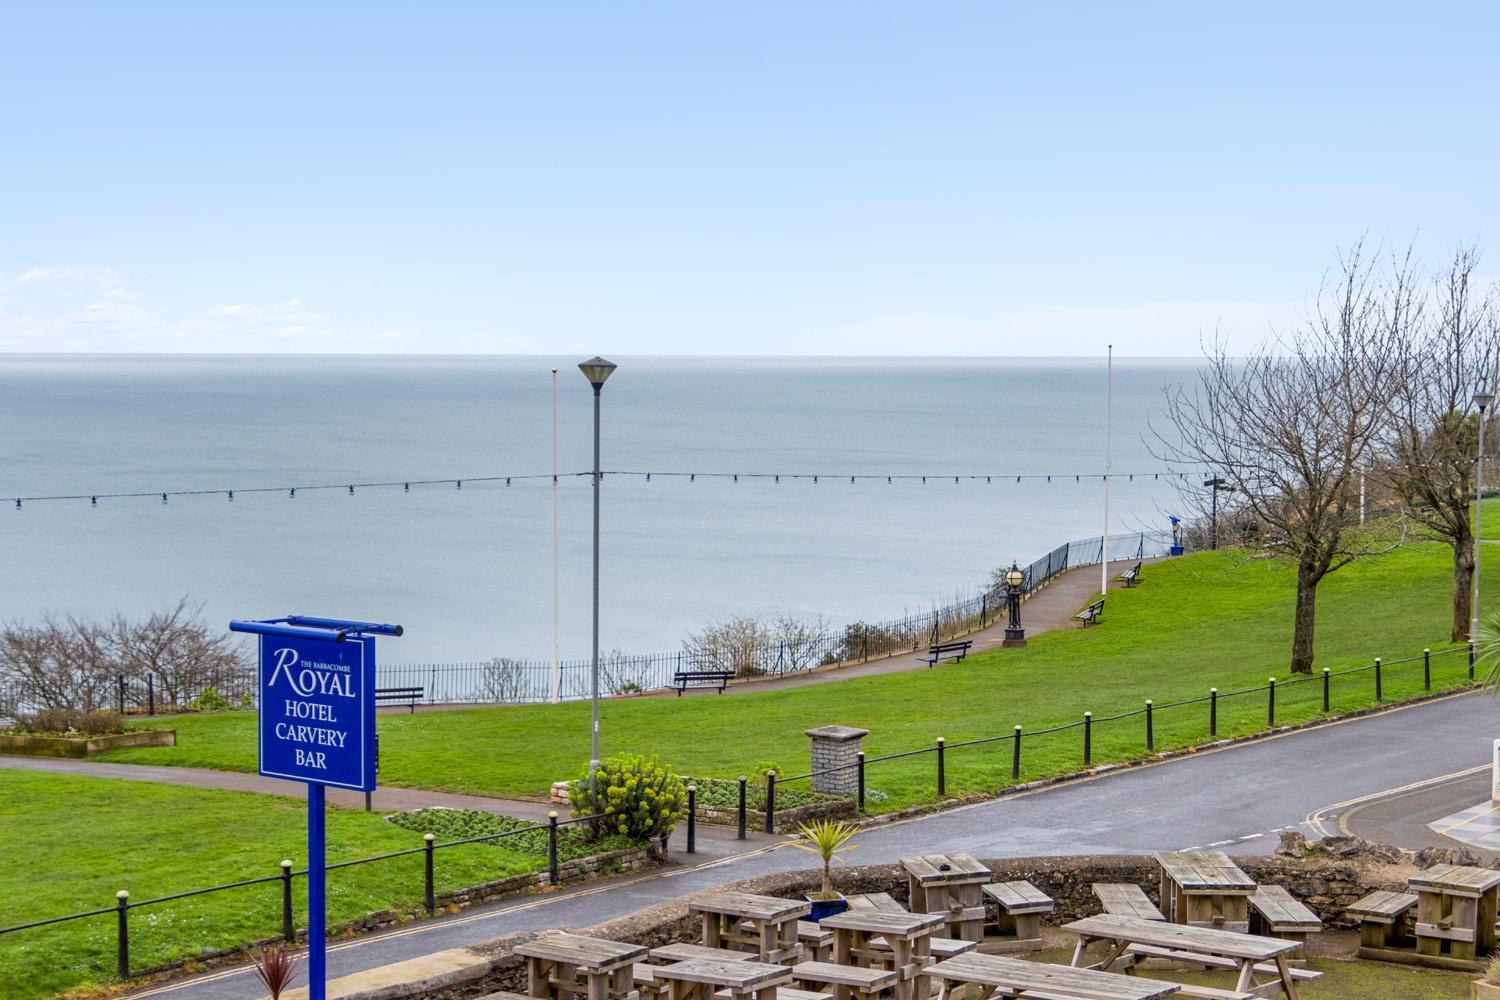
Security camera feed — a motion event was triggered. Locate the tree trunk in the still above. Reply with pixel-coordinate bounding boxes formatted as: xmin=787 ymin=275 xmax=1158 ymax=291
xmin=1454 ymin=538 xmax=1476 ymax=642
xmin=1290 ymin=560 xmax=1320 ymax=675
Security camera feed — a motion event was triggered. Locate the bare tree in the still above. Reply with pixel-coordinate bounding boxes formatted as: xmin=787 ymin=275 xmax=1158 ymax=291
xmin=770 ymin=614 xmax=832 ymax=671
xmin=1161 ymin=242 xmax=1402 ymax=673
xmin=112 ymin=598 xmax=252 ymax=705
xmin=476 ymin=657 xmax=534 ymax=703
xmin=0 ymin=616 xmax=119 ymax=711
xmin=683 ymin=616 xmax=770 ymax=676
xmin=1384 ymin=246 xmax=1500 ymax=640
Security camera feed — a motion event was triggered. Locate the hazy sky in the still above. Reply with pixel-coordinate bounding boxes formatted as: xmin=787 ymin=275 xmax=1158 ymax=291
xmin=3 ymin=3 xmax=1498 ymax=356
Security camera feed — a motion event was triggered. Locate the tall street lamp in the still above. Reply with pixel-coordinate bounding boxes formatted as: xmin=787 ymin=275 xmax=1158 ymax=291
xmin=1474 ymin=386 xmax=1494 ymax=641
xmin=1203 ymin=477 xmax=1231 ymax=550
xmin=1002 ymin=562 xmax=1027 ymax=648
xmin=579 ymin=356 xmax=617 ymax=773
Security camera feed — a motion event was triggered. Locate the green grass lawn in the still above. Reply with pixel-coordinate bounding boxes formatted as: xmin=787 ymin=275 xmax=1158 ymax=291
xmin=102 ymin=543 xmax=1494 ymax=812
xmin=0 ymin=771 xmax=566 ymax=1000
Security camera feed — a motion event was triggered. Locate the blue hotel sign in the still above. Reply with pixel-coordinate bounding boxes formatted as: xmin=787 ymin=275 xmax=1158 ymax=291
xmin=257 ymin=633 xmax=375 ymax=791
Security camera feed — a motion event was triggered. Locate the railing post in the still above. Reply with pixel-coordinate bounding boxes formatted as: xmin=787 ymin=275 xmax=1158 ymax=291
xmin=147 ymin=674 xmax=155 ymax=717
xmin=1267 ymin=678 xmax=1276 ymax=727
xmin=686 ymin=786 xmax=697 ymax=853
xmin=1011 ymin=725 xmax=1022 ymax=781
xmin=1322 ymin=668 xmax=1331 ymax=712
xmin=764 ymin=772 xmax=777 ymax=834
xmin=280 ymin=860 xmax=294 ymax=941
xmin=1424 ymin=648 xmax=1432 ymax=692
xmin=980 ymin=594 xmax=987 ymax=629
xmin=1145 ymin=700 xmax=1154 ymax=752
xmin=117 ymin=674 xmax=126 ymax=715
xmin=936 ymin=738 xmax=946 ymax=797
xmin=116 ymin=890 xmax=129 ymax=980
xmin=1209 ymin=688 xmax=1217 ymax=737
xmin=856 ymin=752 xmax=866 ymax=812
xmin=862 ymin=627 xmax=870 ymax=663
xmin=422 ymin=833 xmax=436 ymax=913
xmin=545 ymin=813 xmax=559 ymax=887
xmin=737 ymin=775 xmax=748 ymax=840
xmin=1083 ymin=712 xmax=1092 ymax=766
xmin=1375 ymin=657 xmax=1382 ymax=702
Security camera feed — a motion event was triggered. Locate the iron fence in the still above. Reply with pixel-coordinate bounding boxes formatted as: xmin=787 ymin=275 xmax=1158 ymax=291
xmin=767 ymin=642 xmax=1477 ymax=822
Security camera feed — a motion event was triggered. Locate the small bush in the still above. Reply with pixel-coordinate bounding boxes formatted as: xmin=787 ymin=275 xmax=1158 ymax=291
xmin=682 ymin=776 xmax=823 ymax=811
xmin=752 ymin=759 xmax=783 ymax=779
xmin=570 ymin=754 xmax=686 ymax=842
xmin=11 ymin=708 xmax=125 ymax=736
xmin=191 ymin=687 xmax=232 ymax=712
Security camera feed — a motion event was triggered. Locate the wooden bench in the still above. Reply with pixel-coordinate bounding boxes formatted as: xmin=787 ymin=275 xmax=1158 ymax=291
xmin=982 ymin=881 xmax=1054 ymax=950
xmin=923 ymin=640 xmax=972 ymax=667
xmin=786 ymin=961 xmax=898 ymax=1000
xmin=1094 ymin=883 xmax=1166 ymax=921
xmin=673 ymin=670 xmax=735 ymax=696
xmin=846 ymin=892 xmax=906 ymax=913
xmin=797 ymin=921 xmax=834 ymax=962
xmin=1247 ymin=885 xmax=1321 ymax=958
xmin=1347 ymin=889 xmax=1418 ymax=952
xmin=374 ymin=685 xmax=423 ymax=713
xmin=1073 ymin=599 xmax=1105 ymax=627
xmin=841 ymin=895 xmax=974 ymax=962
xmin=649 ymin=943 xmax=754 ymax=964
xmin=1121 ymin=561 xmax=1143 ymax=587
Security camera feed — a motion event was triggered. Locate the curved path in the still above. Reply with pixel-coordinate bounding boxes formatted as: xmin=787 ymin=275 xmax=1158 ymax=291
xmin=116 ymin=688 xmax=1495 ymax=1000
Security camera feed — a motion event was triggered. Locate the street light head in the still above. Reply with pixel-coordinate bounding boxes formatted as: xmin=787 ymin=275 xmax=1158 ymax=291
xmin=1005 ymin=563 xmax=1024 ymax=588
xmin=578 ymin=357 xmax=618 ymax=388
xmin=1476 ymin=387 xmax=1495 ymax=411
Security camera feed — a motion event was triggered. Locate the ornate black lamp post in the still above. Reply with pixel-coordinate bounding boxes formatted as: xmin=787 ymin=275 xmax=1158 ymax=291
xmin=1002 ymin=562 xmax=1027 ymax=648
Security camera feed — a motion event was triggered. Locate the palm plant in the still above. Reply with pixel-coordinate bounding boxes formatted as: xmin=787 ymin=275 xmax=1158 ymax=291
xmin=789 ymin=819 xmax=859 ymax=897
xmin=1476 ymin=612 xmax=1500 ymax=690
xmin=251 ymin=944 xmax=300 ymax=1000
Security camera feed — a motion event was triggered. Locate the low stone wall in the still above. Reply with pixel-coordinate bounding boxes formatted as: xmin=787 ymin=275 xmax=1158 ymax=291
xmin=0 ymin=729 xmax=174 ymax=758
xmin=437 ymin=837 xmax=1445 ymax=1000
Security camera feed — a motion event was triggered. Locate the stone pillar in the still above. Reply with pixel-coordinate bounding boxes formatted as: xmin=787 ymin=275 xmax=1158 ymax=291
xmin=805 ymin=725 xmax=870 ymax=797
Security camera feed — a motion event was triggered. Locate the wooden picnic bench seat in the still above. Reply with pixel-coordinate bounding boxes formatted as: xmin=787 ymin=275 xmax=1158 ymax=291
xmin=1094 ymin=883 xmax=1166 ymax=921
xmin=1347 ymin=889 xmax=1418 ymax=951
xmin=1074 ymin=599 xmax=1105 ymax=627
xmin=982 ymin=881 xmax=1054 ymax=948
xmin=924 ymin=640 xmax=972 ymax=667
xmin=846 ymin=892 xmax=906 ymax=913
xmin=1121 ymin=561 xmax=1143 ymax=587
xmin=374 ymin=685 xmax=423 ymax=713
xmin=673 ymin=670 xmax=735 ymax=695
xmin=1122 ymin=944 xmax=1322 ymax=982
xmin=786 ymin=960 xmax=899 ymax=1000
xmin=649 ymin=943 xmax=755 ymax=964
xmin=1247 ymin=885 xmax=1321 ymax=958
xmin=797 ymin=920 xmax=834 ymax=962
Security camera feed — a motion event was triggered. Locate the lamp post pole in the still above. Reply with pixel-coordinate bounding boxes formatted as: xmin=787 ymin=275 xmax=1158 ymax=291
xmin=1002 ymin=562 xmax=1026 ymax=648
xmin=1203 ymin=477 xmax=1228 ymax=550
xmin=1474 ymin=388 xmax=1494 ymax=641
xmin=579 ymin=358 xmax=617 ymax=774
xmin=551 ymin=367 xmax=560 ymax=705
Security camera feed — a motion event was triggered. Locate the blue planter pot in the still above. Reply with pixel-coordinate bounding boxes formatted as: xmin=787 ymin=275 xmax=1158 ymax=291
xmin=806 ymin=895 xmax=848 ymax=922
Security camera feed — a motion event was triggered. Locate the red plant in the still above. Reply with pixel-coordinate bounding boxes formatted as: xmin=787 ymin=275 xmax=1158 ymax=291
xmin=252 ymin=944 xmax=300 ymax=999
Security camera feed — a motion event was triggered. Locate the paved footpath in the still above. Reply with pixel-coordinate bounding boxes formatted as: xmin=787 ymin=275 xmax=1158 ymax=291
xmin=117 ymin=689 xmax=1496 ymax=1000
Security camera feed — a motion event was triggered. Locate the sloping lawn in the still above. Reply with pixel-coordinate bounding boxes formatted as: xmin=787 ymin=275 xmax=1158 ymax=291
xmin=103 ymin=544 xmax=1490 ymax=810
xmin=0 ymin=771 xmax=558 ymax=1000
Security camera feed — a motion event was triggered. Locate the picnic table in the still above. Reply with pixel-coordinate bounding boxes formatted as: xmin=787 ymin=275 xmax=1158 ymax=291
xmin=689 ymin=890 xmax=810 ymax=965
xmin=514 ymin=932 xmax=649 ymax=1000
xmin=652 ymin=958 xmax=792 ymax=1000
xmin=928 ymin=951 xmax=1179 ymax=1000
xmin=1063 ymin=914 xmax=1313 ymax=999
xmin=1154 ymin=851 xmax=1257 ymax=932
xmin=820 ymin=908 xmax=945 ymax=1000
xmin=1408 ymin=863 xmax=1500 ymax=960
xmin=902 ymin=853 xmax=992 ymax=942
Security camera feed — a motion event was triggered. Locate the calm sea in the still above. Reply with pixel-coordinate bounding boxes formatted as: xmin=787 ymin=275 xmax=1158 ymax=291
xmin=0 ymin=356 xmax=1195 ymax=663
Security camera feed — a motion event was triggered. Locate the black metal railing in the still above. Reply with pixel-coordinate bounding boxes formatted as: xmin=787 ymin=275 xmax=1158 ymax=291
xmin=763 ymin=642 xmax=1476 ymax=830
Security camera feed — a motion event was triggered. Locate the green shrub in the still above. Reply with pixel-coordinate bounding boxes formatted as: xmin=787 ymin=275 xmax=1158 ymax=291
xmin=569 ymin=754 xmax=686 ymax=842
xmin=752 ymin=759 xmax=783 ymax=779
xmin=10 ymin=708 xmax=124 ymax=736
xmin=681 ymin=776 xmax=823 ymax=811
xmin=387 ymin=808 xmax=633 ymax=861
xmin=191 ymin=687 xmax=232 ymax=712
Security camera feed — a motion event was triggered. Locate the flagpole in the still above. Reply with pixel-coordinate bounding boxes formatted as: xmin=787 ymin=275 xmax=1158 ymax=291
xmin=550 ymin=366 xmax=560 ymax=705
xmin=1102 ymin=345 xmax=1112 ymax=597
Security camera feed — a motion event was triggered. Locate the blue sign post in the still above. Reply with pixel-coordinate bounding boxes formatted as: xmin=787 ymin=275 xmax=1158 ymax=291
xmin=229 ymin=615 xmax=402 ymax=1000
